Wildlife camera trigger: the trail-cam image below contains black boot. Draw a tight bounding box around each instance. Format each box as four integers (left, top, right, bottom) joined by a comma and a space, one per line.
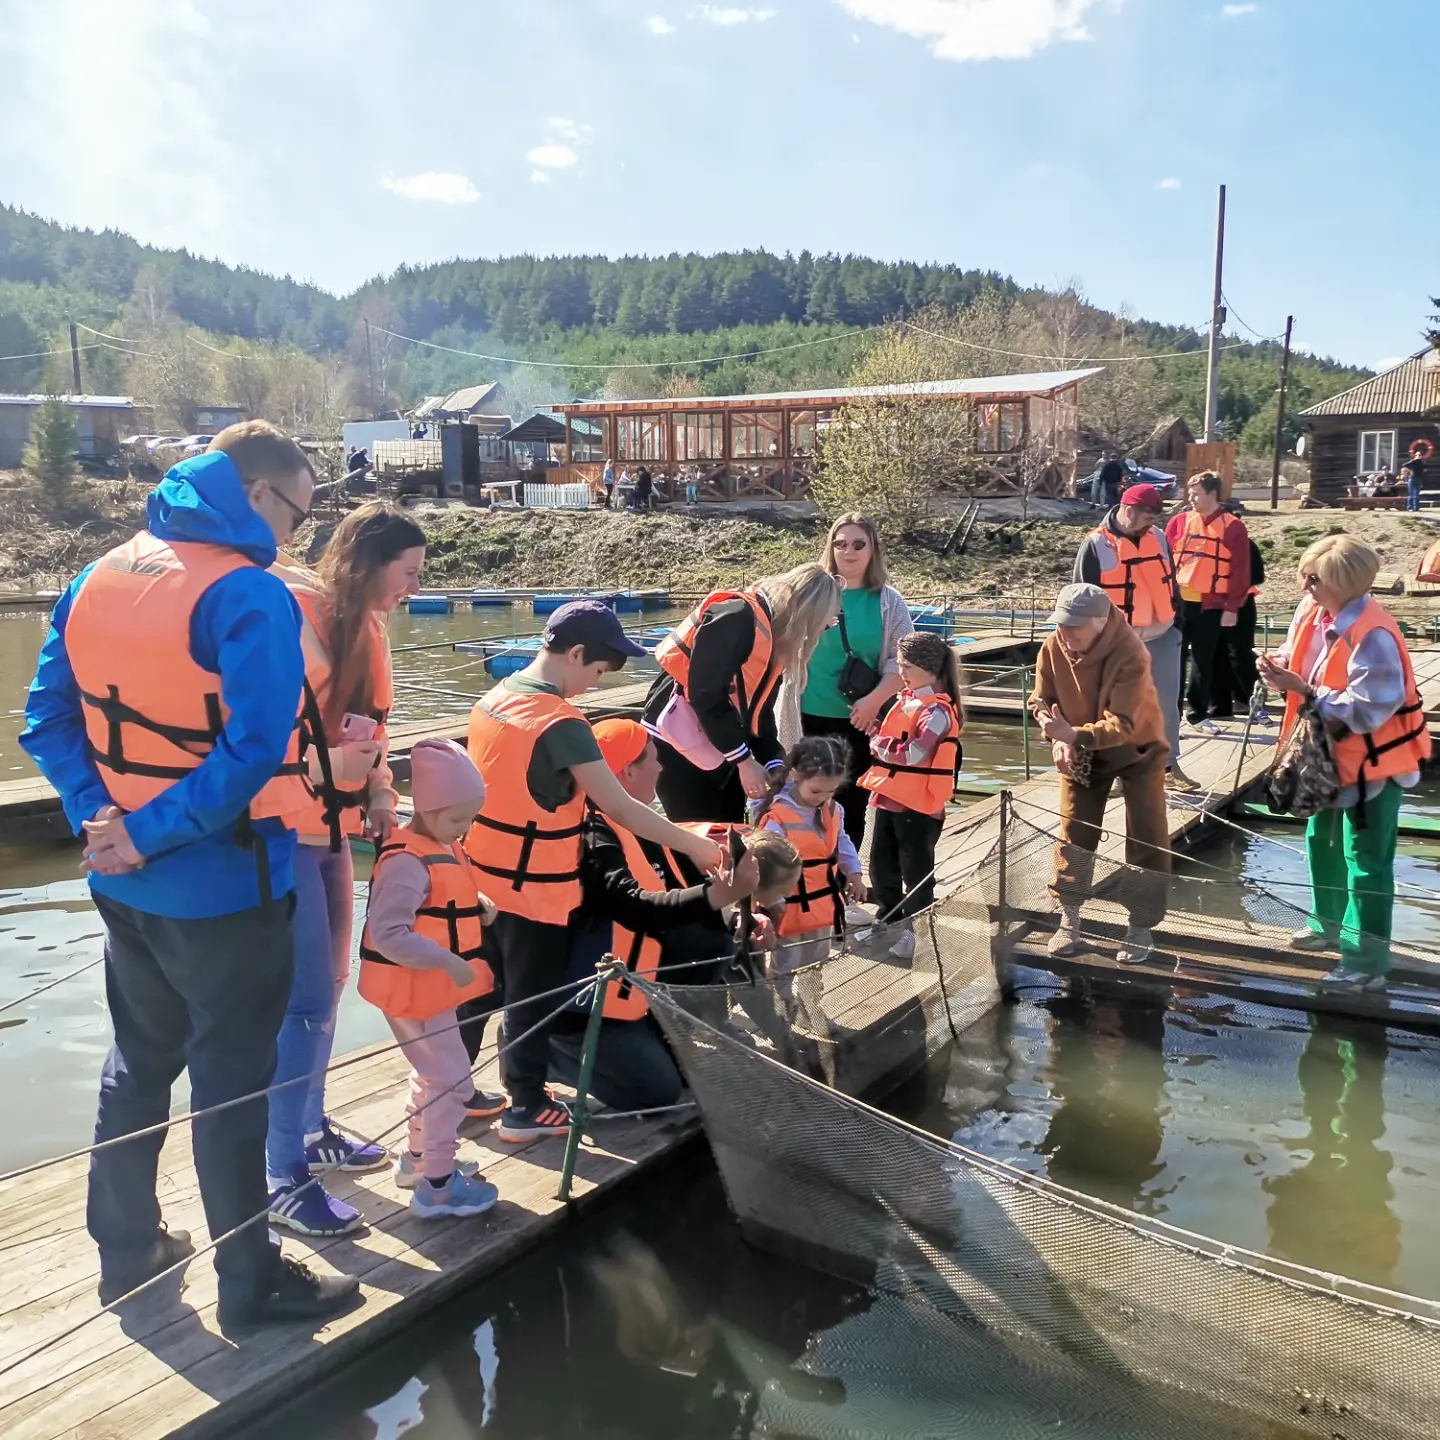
219, 1255, 361, 1334
97, 1225, 195, 1306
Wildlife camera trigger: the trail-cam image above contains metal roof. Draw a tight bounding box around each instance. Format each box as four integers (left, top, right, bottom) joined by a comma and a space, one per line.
440, 382, 502, 413
0, 394, 136, 408
552, 368, 1103, 413
499, 413, 566, 444
1299, 351, 1440, 420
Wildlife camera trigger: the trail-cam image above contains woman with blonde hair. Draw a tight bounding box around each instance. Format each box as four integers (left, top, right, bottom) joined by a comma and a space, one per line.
1259, 535, 1431, 993
264, 502, 427, 1236
645, 562, 840, 821
778, 511, 914, 855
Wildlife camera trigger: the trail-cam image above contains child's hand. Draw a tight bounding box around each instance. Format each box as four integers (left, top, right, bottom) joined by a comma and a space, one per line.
844, 872, 867, 902
477, 893, 499, 926
444, 953, 476, 988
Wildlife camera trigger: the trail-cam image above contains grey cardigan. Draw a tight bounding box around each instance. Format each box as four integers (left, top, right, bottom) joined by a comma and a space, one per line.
776, 583, 914, 751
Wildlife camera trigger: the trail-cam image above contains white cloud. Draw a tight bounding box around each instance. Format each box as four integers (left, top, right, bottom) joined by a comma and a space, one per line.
546, 116, 593, 143
526, 143, 579, 169
530, 170, 551, 185
644, 14, 677, 33
1156, 176, 1181, 190
1220, 3, 1257, 14
381, 171, 480, 204
1372, 356, 1406, 374
835, 0, 1113, 62
695, 5, 777, 24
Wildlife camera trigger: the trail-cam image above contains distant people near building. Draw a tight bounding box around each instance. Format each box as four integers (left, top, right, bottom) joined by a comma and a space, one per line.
1074, 482, 1196, 792
1096, 451, 1126, 510
346, 446, 369, 477
631, 466, 654, 512
602, 459, 615, 509
685, 468, 698, 506
1259, 537, 1430, 993
1030, 584, 1171, 966
1402, 448, 1427, 511
1166, 471, 1251, 730
1208, 536, 1266, 722
411, 422, 428, 439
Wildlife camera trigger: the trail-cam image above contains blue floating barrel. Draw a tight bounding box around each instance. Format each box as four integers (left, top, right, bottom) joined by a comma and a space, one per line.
613, 590, 646, 614
470, 590, 512, 608
407, 595, 451, 615
483, 638, 543, 678
908, 604, 956, 639
533, 591, 620, 615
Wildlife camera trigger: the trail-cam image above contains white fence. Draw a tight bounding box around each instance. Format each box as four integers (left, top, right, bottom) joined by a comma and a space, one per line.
523, 482, 590, 510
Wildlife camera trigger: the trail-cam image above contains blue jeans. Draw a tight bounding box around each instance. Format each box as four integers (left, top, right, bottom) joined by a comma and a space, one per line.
1407, 477, 1421, 511
265, 843, 354, 1179
88, 892, 292, 1314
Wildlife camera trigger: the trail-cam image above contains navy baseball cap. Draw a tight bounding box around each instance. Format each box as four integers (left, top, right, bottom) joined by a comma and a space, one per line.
544, 599, 647, 659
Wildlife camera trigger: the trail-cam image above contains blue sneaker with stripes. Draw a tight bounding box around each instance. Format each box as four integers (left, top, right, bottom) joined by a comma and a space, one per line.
410, 1170, 500, 1219
305, 1117, 389, 1174
268, 1177, 365, 1237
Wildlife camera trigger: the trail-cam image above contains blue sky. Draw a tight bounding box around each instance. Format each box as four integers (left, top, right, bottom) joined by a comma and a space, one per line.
0, 0, 1433, 368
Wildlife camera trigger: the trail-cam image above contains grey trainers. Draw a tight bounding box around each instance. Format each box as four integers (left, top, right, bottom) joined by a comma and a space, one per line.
1116, 927, 1154, 965
1047, 906, 1085, 958
1319, 967, 1387, 994
1290, 928, 1338, 953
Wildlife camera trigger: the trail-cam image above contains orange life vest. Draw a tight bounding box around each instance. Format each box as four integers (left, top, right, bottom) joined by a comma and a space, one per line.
463, 683, 587, 922
601, 822, 665, 1021
1090, 525, 1176, 630
764, 795, 844, 939
274, 559, 394, 850
66, 531, 313, 823
1174, 510, 1232, 597
357, 827, 495, 1021
654, 590, 779, 739
859, 692, 961, 816
1280, 597, 1431, 791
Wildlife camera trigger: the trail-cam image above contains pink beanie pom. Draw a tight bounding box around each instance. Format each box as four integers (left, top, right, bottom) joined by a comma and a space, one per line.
409, 738, 485, 816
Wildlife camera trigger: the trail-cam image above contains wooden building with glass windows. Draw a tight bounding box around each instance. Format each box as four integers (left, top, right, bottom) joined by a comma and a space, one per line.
549, 368, 1100, 503
1299, 350, 1440, 505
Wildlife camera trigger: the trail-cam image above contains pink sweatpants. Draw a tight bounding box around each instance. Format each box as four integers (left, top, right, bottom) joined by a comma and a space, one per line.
386, 1010, 471, 1179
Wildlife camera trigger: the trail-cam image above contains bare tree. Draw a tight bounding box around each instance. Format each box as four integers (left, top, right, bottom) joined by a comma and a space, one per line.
1081, 356, 1174, 457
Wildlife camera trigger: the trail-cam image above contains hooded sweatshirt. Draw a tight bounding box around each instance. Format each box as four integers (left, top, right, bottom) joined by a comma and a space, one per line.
1029, 607, 1169, 776
20, 451, 305, 918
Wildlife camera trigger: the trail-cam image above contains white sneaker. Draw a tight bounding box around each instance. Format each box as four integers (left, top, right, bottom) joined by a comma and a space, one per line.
1047, 905, 1084, 958
844, 904, 874, 928
1289, 928, 1338, 954
1116, 927, 1153, 965
889, 931, 916, 961
393, 1152, 483, 1191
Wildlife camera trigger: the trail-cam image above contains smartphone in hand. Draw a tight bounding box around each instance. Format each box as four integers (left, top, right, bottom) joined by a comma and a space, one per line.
339, 712, 378, 743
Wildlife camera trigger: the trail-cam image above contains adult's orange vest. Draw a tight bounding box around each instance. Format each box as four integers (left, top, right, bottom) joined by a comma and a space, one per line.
1280, 597, 1431, 791
599, 822, 666, 1021
1090, 526, 1176, 630
1174, 510, 1231, 597
464, 683, 588, 922
357, 827, 494, 1021
66, 532, 312, 820
764, 796, 844, 939
274, 559, 394, 849
859, 693, 962, 816
654, 590, 779, 736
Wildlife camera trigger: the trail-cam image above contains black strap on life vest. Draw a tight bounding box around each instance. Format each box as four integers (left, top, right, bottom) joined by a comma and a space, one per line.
792, 851, 844, 936
359, 843, 488, 964
870, 732, 961, 779
1101, 543, 1174, 623
613, 926, 650, 1003
80, 685, 228, 779
468, 813, 585, 891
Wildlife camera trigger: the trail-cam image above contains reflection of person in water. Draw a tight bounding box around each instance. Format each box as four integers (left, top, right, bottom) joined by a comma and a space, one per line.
1264, 1017, 1399, 1289
1040, 989, 1169, 1214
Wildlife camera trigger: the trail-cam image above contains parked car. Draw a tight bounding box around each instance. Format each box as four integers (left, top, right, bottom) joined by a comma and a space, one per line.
178, 434, 216, 454
145, 436, 185, 453
1075, 458, 1178, 503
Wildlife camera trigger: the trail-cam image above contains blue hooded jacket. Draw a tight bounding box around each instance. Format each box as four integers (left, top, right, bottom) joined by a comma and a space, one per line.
20, 451, 305, 919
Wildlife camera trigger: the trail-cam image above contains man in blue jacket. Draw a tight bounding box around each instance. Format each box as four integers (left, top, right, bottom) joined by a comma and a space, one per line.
21, 421, 359, 1332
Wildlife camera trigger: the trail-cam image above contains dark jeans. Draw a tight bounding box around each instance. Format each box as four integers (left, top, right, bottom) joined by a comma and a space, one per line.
800, 712, 872, 849
489, 911, 571, 1110
654, 736, 747, 824
1180, 600, 1223, 722
1208, 596, 1259, 716
88, 892, 293, 1314
870, 807, 944, 923
549, 1015, 682, 1111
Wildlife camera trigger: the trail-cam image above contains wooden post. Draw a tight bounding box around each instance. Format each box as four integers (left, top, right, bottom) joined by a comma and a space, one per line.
68, 321, 82, 394
1203, 184, 1227, 443
1019, 670, 1032, 780
1269, 316, 1294, 511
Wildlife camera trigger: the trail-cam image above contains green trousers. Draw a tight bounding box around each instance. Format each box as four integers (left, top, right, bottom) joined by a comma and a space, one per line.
1304, 781, 1402, 974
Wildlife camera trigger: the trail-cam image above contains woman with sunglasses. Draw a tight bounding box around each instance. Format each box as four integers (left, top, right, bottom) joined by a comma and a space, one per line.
1259, 536, 1430, 994
778, 513, 913, 860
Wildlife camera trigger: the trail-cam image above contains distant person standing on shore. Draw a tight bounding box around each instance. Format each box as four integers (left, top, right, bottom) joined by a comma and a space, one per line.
1096, 452, 1126, 510
1402, 449, 1427, 511
602, 459, 615, 509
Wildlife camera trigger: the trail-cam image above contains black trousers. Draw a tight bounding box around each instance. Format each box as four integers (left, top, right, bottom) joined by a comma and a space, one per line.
1208, 597, 1259, 716
654, 736, 747, 824
88, 892, 292, 1314
483, 911, 571, 1110
800, 712, 873, 849
869, 808, 944, 923
1180, 601, 1225, 722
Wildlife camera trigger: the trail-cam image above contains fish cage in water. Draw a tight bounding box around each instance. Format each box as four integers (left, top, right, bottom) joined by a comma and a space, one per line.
647, 800, 1440, 1440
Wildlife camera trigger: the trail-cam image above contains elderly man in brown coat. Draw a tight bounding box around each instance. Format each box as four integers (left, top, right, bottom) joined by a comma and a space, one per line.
1029, 583, 1171, 965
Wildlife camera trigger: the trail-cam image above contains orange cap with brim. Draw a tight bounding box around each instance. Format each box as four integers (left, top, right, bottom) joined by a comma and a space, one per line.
593, 718, 649, 774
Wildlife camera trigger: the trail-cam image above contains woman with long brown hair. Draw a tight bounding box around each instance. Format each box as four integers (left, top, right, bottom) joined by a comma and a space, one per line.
264, 502, 427, 1237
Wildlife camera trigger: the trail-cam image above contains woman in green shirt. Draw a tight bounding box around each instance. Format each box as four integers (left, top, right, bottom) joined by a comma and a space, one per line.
779, 512, 913, 850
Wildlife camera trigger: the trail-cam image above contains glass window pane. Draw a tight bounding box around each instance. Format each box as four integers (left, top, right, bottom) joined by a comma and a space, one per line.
1378, 432, 1396, 471
730, 411, 782, 458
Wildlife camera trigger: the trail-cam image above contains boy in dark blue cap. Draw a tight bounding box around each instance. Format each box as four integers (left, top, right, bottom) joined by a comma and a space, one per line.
463, 600, 723, 1140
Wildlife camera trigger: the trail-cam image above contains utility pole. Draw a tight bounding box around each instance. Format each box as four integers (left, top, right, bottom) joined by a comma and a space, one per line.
68, 320, 83, 394
1203, 184, 1227, 443
1269, 314, 1294, 511
364, 317, 376, 420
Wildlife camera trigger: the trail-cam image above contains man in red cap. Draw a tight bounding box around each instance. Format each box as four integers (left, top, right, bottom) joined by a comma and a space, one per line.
1074, 482, 1196, 792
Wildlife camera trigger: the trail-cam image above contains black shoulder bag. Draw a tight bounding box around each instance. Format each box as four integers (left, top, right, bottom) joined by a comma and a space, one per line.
835, 611, 883, 704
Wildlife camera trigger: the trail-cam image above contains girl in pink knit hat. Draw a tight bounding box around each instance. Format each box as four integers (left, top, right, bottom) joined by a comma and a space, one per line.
357, 739, 501, 1218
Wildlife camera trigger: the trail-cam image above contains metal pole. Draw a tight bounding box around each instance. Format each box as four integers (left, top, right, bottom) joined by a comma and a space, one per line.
1269, 315, 1294, 510
557, 963, 613, 1202
996, 789, 1013, 991
364, 317, 376, 421
68, 321, 83, 393
1203, 184, 1227, 443
1019, 669, 1032, 780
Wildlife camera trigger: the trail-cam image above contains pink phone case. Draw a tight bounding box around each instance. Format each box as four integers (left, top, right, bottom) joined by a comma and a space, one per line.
340, 712, 378, 742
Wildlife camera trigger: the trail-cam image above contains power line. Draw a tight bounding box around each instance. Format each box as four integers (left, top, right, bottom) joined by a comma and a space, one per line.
1221, 293, 1288, 343
0, 342, 110, 364
902, 320, 1253, 366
